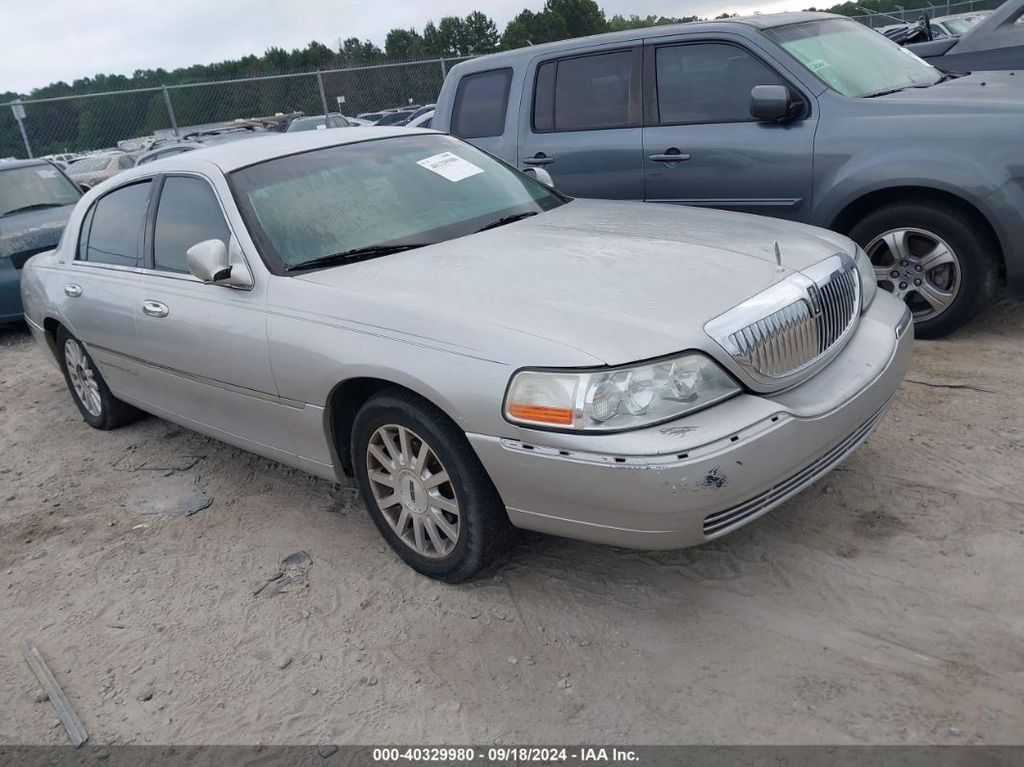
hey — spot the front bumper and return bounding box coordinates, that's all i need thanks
[0,258,24,323]
[468,292,913,549]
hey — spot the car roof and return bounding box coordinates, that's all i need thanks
[449,11,839,69]
[109,126,428,178]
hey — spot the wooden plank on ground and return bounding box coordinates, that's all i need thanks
[20,639,89,747]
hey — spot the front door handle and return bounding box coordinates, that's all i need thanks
[523,153,554,166]
[649,149,691,164]
[64,284,82,298]
[142,300,169,318]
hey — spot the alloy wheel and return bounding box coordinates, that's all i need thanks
[866,227,962,322]
[64,339,102,417]
[366,424,460,558]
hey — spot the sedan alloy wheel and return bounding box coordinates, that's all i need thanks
[365,424,461,558]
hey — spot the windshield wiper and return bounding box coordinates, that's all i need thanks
[1,202,66,217]
[286,243,431,272]
[475,211,539,233]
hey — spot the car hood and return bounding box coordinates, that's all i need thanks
[0,203,76,262]
[869,70,1024,112]
[294,200,853,367]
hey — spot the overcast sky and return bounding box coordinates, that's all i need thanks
[2,0,798,94]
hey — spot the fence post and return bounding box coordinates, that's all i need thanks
[162,86,179,137]
[439,58,448,79]
[316,71,331,119]
[11,101,33,159]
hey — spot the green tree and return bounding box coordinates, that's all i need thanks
[385,28,426,60]
[544,0,606,38]
[462,11,499,54]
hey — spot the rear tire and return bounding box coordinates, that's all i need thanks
[351,388,515,582]
[56,327,142,430]
[849,201,998,338]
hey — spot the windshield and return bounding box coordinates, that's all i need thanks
[0,165,80,217]
[766,18,942,98]
[229,134,566,271]
[944,16,983,35]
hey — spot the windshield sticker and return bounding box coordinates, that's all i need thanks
[416,152,484,182]
[806,59,829,72]
[35,168,58,178]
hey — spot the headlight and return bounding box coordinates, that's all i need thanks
[854,245,877,313]
[504,352,740,432]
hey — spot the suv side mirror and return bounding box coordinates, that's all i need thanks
[522,166,556,189]
[750,85,799,122]
[186,238,253,288]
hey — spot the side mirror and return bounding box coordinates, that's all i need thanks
[522,166,556,189]
[186,238,253,288]
[750,85,799,122]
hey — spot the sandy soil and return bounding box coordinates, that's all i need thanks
[1,297,1023,747]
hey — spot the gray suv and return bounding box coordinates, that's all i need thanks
[434,12,1024,337]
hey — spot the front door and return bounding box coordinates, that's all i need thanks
[129,174,295,457]
[641,38,817,221]
[517,47,645,200]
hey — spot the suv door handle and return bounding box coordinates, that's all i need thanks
[649,150,691,163]
[523,153,554,166]
[64,284,82,298]
[142,300,169,318]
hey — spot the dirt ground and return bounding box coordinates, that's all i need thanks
[1,296,1023,748]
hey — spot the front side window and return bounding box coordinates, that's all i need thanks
[655,43,786,125]
[153,177,231,273]
[0,165,80,217]
[766,18,941,98]
[451,68,512,139]
[229,134,565,272]
[80,181,152,267]
[534,51,634,132]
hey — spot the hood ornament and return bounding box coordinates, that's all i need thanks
[773,240,784,271]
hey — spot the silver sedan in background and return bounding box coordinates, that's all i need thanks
[20,128,912,581]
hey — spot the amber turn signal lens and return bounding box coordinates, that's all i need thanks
[506,403,574,425]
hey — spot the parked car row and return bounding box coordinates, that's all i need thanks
[6,8,1020,581]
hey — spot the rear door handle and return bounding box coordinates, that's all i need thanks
[142,300,169,318]
[523,154,554,166]
[649,150,691,163]
[64,284,82,298]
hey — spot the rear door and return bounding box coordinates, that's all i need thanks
[641,35,817,221]
[516,46,645,199]
[61,179,153,395]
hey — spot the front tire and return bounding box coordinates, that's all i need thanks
[56,327,141,430]
[351,388,514,582]
[849,201,998,338]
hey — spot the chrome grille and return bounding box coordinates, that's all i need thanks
[707,256,861,386]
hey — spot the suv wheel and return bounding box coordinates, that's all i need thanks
[351,389,515,582]
[849,201,998,338]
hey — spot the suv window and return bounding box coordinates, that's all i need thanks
[81,181,152,267]
[451,68,512,139]
[655,43,785,125]
[534,50,634,133]
[153,176,230,273]
[117,155,135,170]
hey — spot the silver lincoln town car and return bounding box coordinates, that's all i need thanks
[21,128,913,581]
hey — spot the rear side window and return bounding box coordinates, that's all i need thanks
[654,43,785,125]
[533,50,635,132]
[153,177,231,273]
[80,181,152,267]
[451,68,512,139]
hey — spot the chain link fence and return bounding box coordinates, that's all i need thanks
[0,57,470,161]
[850,0,1004,28]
